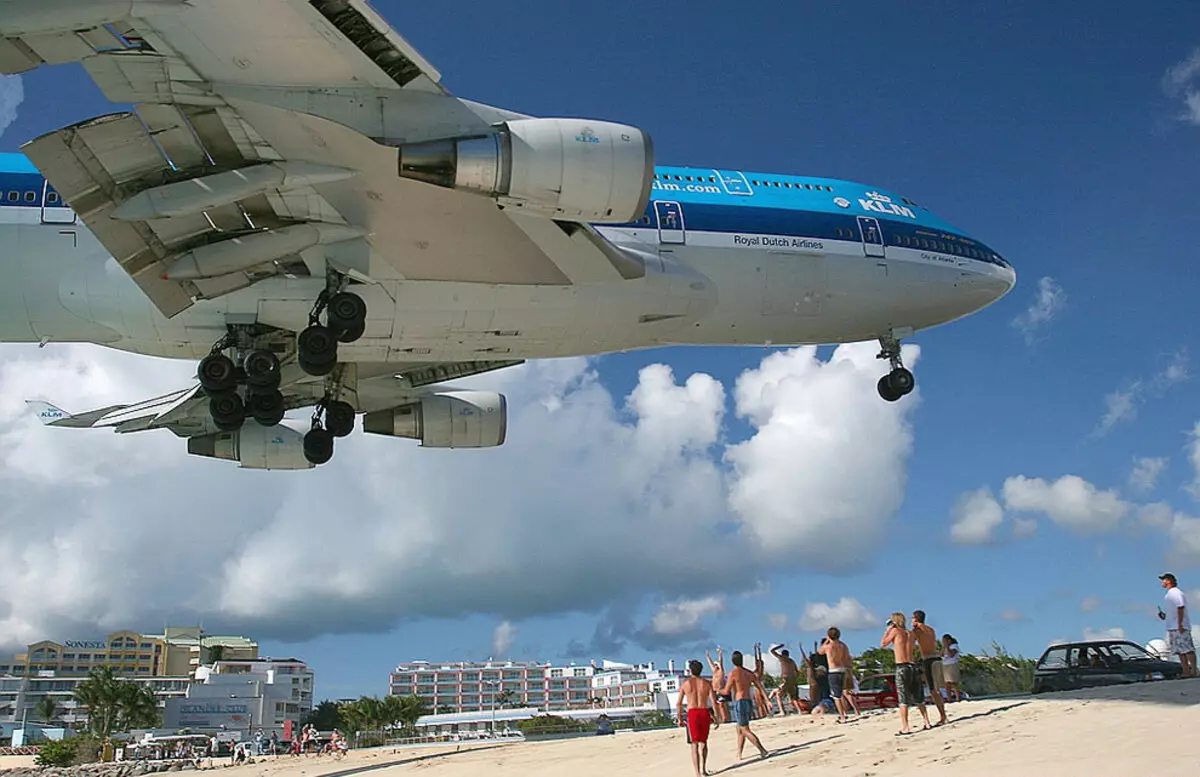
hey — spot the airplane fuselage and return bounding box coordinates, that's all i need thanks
[0,154,1015,362]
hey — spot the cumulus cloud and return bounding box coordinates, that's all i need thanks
[797,598,879,632]
[1011,517,1038,539]
[949,487,1005,545]
[1129,456,1168,493]
[0,340,921,652]
[1093,352,1190,437]
[1164,47,1200,125]
[1002,475,1130,534]
[0,75,23,140]
[1186,422,1200,500]
[766,613,790,630]
[1010,276,1065,344]
[1083,627,1125,641]
[649,596,725,639]
[492,621,516,655]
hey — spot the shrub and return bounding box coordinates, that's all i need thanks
[35,739,75,767]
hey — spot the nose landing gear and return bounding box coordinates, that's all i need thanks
[876,334,916,402]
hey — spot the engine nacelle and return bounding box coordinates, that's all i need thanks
[187,423,313,470]
[361,391,507,449]
[397,118,654,223]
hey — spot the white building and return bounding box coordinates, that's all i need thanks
[162,658,313,736]
[389,660,595,713]
[589,661,684,711]
[0,674,193,729]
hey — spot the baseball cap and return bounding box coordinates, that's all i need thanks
[1159,573,1177,584]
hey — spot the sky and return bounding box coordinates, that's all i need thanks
[0,1,1198,701]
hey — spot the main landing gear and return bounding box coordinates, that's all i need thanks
[297,288,367,377]
[197,337,287,430]
[302,396,357,466]
[876,335,915,403]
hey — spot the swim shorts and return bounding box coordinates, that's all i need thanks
[828,670,845,699]
[922,657,944,691]
[733,698,754,727]
[781,676,799,701]
[1168,628,1196,655]
[895,662,922,707]
[686,708,712,743]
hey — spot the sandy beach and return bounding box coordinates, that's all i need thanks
[5,680,1197,777]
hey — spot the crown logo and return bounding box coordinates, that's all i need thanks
[865,191,892,203]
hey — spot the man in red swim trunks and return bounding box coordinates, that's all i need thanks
[677,659,720,777]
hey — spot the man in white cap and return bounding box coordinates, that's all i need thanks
[1158,573,1195,678]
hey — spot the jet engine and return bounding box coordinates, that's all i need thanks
[397,118,654,223]
[362,391,507,449]
[187,422,313,470]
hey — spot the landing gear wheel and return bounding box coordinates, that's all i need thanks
[298,325,338,376]
[325,400,356,438]
[303,428,334,465]
[198,353,237,394]
[327,292,367,342]
[209,393,247,431]
[877,375,903,403]
[243,349,282,389]
[887,367,915,396]
[249,389,286,427]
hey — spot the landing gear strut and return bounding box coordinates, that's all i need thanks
[876,335,915,402]
[303,396,357,466]
[297,285,367,377]
[198,334,288,430]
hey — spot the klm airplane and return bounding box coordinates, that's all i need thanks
[0,0,1014,469]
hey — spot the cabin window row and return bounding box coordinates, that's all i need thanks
[652,174,834,193]
[4,191,61,204]
[896,234,990,260]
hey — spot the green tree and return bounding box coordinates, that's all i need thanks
[496,689,516,708]
[305,700,344,730]
[116,682,161,730]
[206,645,225,664]
[34,696,58,725]
[72,666,160,736]
[855,647,895,676]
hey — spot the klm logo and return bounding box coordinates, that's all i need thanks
[858,191,916,219]
[575,128,600,143]
[39,409,64,420]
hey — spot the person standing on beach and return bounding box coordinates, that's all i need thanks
[882,612,931,736]
[911,610,948,725]
[720,651,770,760]
[677,659,720,777]
[769,643,804,715]
[941,634,962,702]
[819,627,857,723]
[705,648,729,723]
[1158,573,1196,678]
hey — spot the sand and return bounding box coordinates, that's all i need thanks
[4,679,1197,777]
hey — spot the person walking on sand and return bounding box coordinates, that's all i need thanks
[1158,573,1196,678]
[882,612,931,736]
[705,648,729,723]
[819,627,858,723]
[720,651,770,760]
[941,634,962,702]
[677,659,720,777]
[912,610,948,725]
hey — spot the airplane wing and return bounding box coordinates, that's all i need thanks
[25,386,210,436]
[1,0,637,319]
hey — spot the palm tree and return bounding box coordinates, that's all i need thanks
[34,697,58,725]
[116,683,160,731]
[73,666,161,736]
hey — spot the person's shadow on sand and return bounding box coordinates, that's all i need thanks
[709,735,844,774]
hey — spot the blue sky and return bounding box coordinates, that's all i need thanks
[0,1,1198,701]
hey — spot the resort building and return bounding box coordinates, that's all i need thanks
[161,658,315,735]
[388,660,596,713]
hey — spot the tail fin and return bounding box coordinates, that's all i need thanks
[25,400,72,425]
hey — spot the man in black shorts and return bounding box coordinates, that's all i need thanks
[882,612,931,735]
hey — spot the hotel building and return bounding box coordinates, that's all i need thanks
[388,661,596,712]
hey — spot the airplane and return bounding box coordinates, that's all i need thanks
[0,0,1016,470]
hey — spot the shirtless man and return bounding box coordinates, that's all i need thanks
[912,610,948,725]
[705,648,728,723]
[819,627,857,723]
[769,643,803,715]
[677,659,720,777]
[720,651,769,760]
[882,612,931,736]
[752,643,770,718]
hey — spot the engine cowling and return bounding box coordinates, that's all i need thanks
[187,423,313,469]
[397,118,654,223]
[361,391,507,449]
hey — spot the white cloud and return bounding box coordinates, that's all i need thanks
[1186,422,1200,500]
[1083,627,1125,641]
[649,596,725,638]
[1080,596,1102,613]
[1164,48,1200,125]
[949,487,1005,545]
[1010,277,1065,344]
[1129,456,1168,492]
[996,608,1027,623]
[1166,512,1200,568]
[1093,353,1190,437]
[0,340,922,651]
[797,598,879,632]
[1095,385,1142,437]
[766,613,790,631]
[492,621,516,655]
[1002,475,1130,534]
[0,75,22,140]
[1012,517,1038,539]
[1139,502,1175,529]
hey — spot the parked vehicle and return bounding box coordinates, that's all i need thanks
[851,674,899,710]
[1032,639,1182,694]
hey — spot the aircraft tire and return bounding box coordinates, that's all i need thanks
[249,389,286,427]
[199,353,238,393]
[886,367,915,396]
[325,400,356,438]
[298,325,338,375]
[327,292,367,333]
[334,319,366,344]
[303,428,335,465]
[244,349,282,389]
[877,375,903,403]
[210,393,247,430]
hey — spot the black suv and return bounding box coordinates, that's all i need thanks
[1032,639,1182,694]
